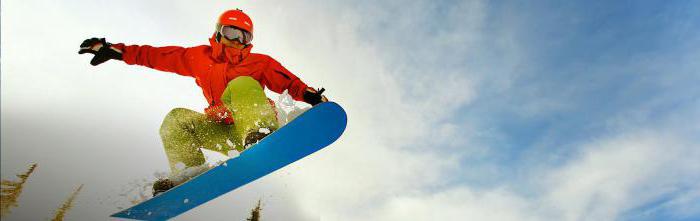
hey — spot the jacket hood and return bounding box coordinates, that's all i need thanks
[209,33,252,65]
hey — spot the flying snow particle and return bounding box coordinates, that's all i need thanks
[184,199,189,203]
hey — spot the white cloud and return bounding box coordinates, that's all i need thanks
[364,187,538,221]
[542,130,700,221]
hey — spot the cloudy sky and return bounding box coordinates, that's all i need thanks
[2,0,699,220]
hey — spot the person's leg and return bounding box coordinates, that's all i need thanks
[221,76,279,152]
[159,108,234,173]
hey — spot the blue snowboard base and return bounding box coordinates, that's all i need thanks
[111,102,347,220]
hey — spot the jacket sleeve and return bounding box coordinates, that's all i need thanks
[262,57,309,102]
[112,43,197,77]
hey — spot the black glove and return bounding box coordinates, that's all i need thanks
[78,38,123,66]
[303,87,327,106]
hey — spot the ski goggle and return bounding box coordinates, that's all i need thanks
[218,26,253,45]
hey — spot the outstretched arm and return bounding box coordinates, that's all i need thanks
[79,37,196,77]
[262,57,328,105]
[114,44,198,77]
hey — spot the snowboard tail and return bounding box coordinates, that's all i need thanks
[111,102,347,220]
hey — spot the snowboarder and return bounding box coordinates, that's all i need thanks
[78,9,328,196]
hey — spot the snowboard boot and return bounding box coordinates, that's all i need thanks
[152,178,175,197]
[244,129,275,148]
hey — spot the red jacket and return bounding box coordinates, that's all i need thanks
[112,35,309,124]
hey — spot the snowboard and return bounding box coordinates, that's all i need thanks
[111,102,347,220]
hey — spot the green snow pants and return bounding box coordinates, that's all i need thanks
[159,76,279,172]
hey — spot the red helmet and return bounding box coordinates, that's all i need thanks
[217,9,253,34]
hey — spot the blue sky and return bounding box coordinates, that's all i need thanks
[339,0,700,220]
[449,0,700,180]
[2,0,699,220]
